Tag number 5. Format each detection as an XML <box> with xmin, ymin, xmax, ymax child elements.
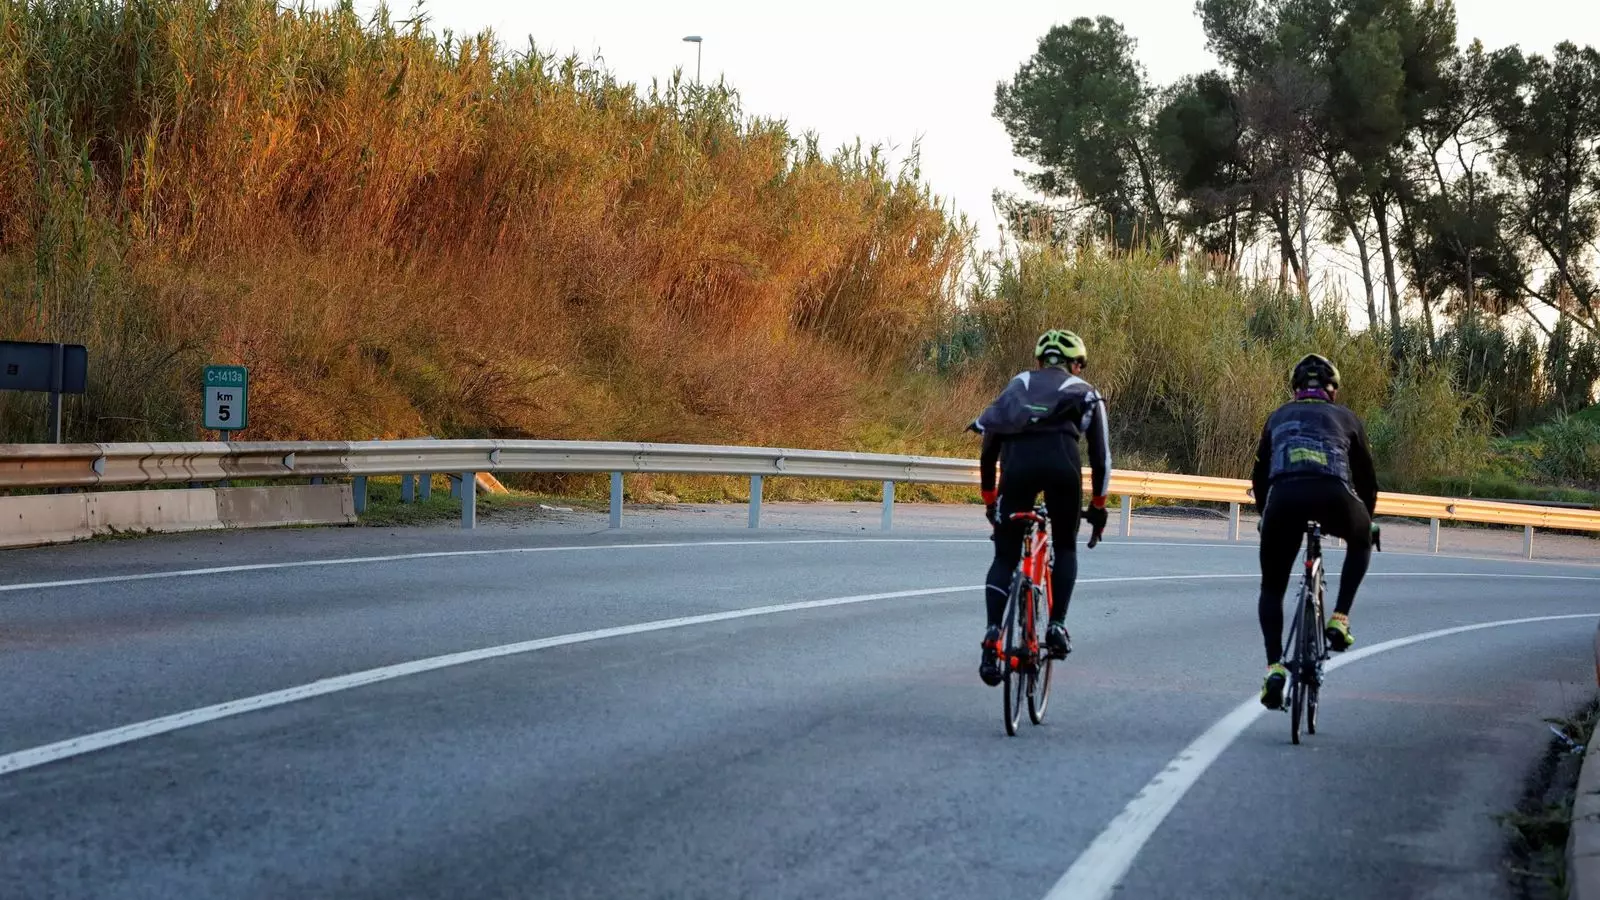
<box><xmin>219</xmin><ymin>405</ymin><xmax>231</xmax><ymax>422</ymax></box>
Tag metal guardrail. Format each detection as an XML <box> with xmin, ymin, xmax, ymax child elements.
<box><xmin>1</xmin><ymin>440</ymin><xmax>1596</xmax><ymax>555</ymax></box>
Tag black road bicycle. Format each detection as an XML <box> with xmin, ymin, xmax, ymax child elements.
<box><xmin>1280</xmin><ymin>520</ymin><xmax>1381</xmax><ymax>744</ymax></box>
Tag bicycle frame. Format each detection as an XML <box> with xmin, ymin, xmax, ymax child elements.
<box><xmin>999</xmin><ymin>505</ymin><xmax>1057</xmax><ymax>735</ymax></box>
<box><xmin>1282</xmin><ymin>521</ymin><xmax>1329</xmax><ymax>743</ymax></box>
<box><xmin>1006</xmin><ymin>508</ymin><xmax>1053</xmax><ymax>670</ymax></box>
<box><xmin>1015</xmin><ymin>512</ymin><xmax>1053</xmax><ymax>602</ymax></box>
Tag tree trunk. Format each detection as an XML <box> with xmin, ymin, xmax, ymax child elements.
<box><xmin>1373</xmin><ymin>196</ymin><xmax>1403</xmax><ymax>360</ymax></box>
<box><xmin>1296</xmin><ymin>169</ymin><xmax>1313</xmax><ymax>314</ymax></box>
<box><xmin>1394</xmin><ymin>194</ymin><xmax>1431</xmax><ymax>350</ymax></box>
<box><xmin>1327</xmin><ymin>169</ymin><xmax>1379</xmax><ymax>330</ymax></box>
<box><xmin>1127</xmin><ymin>139</ymin><xmax>1167</xmax><ymax>244</ymax></box>
<box><xmin>1355</xmin><ymin>228</ymin><xmax>1379</xmax><ymax>330</ymax></box>
<box><xmin>1271</xmin><ymin>200</ymin><xmax>1307</xmax><ymax>300</ymax></box>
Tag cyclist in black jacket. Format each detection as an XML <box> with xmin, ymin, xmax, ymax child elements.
<box><xmin>1251</xmin><ymin>353</ymin><xmax>1380</xmax><ymax>710</ymax></box>
<box><xmin>969</xmin><ymin>330</ymin><xmax>1111</xmax><ymax>686</ymax></box>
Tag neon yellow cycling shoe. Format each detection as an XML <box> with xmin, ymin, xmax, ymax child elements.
<box><xmin>1325</xmin><ymin>614</ymin><xmax>1353</xmax><ymax>652</ymax></box>
<box><xmin>1260</xmin><ymin>663</ymin><xmax>1288</xmax><ymax>710</ymax></box>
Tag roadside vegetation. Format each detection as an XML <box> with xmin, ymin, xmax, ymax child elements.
<box><xmin>1</xmin><ymin>0</ymin><xmax>1595</xmax><ymax>507</ymax></box>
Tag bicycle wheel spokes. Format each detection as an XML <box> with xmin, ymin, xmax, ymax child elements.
<box><xmin>1308</xmin><ymin>573</ymin><xmax>1326</xmax><ymax>734</ymax></box>
<box><xmin>1291</xmin><ymin>578</ymin><xmax>1322</xmax><ymax>745</ymax></box>
<box><xmin>1002</xmin><ymin>576</ymin><xmax>1025</xmax><ymax>736</ymax></box>
<box><xmin>1028</xmin><ymin>585</ymin><xmax>1053</xmax><ymax>725</ymax></box>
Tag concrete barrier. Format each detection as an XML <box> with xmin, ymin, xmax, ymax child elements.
<box><xmin>89</xmin><ymin>489</ymin><xmax>222</xmax><ymax>536</ymax></box>
<box><xmin>216</xmin><ymin>485</ymin><xmax>356</xmax><ymax>528</ymax></box>
<box><xmin>0</xmin><ymin>485</ymin><xmax>356</xmax><ymax>549</ymax></box>
<box><xmin>0</xmin><ymin>493</ymin><xmax>98</xmax><ymax>547</ymax></box>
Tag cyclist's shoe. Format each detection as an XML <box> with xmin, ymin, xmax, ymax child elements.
<box><xmin>1260</xmin><ymin>663</ymin><xmax>1289</xmax><ymax>710</ymax></box>
<box><xmin>979</xmin><ymin>626</ymin><xmax>1004</xmax><ymax>686</ymax></box>
<box><xmin>1325</xmin><ymin>614</ymin><xmax>1354</xmax><ymax>652</ymax></box>
<box><xmin>1046</xmin><ymin>622</ymin><xmax>1072</xmax><ymax>659</ymax></box>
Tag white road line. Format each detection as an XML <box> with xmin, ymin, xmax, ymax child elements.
<box><xmin>0</xmin><ymin>583</ymin><xmax>981</xmax><ymax>777</ymax></box>
<box><xmin>5</xmin><ymin>534</ymin><xmax>1594</xmax><ymax>596</ymax></box>
<box><xmin>0</xmin><ymin>571</ymin><xmax>1243</xmax><ymax>776</ymax></box>
<box><xmin>1043</xmin><ymin>612</ymin><xmax>1600</xmax><ymax>900</ymax></box>
<box><xmin>0</xmin><ymin>538</ymin><xmax>987</xmax><ymax>594</ymax></box>
<box><xmin>4</xmin><ymin>570</ymin><xmax>1596</xmax><ymax>779</ymax></box>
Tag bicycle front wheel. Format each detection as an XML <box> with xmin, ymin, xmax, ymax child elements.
<box><xmin>1290</xmin><ymin>578</ymin><xmax>1321</xmax><ymax>745</ymax></box>
<box><xmin>1289</xmin><ymin>676</ymin><xmax>1305</xmax><ymax>744</ymax></box>
<box><xmin>1002</xmin><ymin>575</ymin><xmax>1025</xmax><ymax>736</ymax></box>
<box><xmin>1028</xmin><ymin>584</ymin><xmax>1053</xmax><ymax>725</ymax></box>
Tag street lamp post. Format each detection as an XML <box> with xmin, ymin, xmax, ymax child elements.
<box><xmin>682</xmin><ymin>35</ymin><xmax>702</xmax><ymax>84</ymax></box>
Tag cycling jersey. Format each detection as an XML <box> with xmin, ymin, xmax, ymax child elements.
<box><xmin>974</xmin><ymin>366</ymin><xmax>1111</xmax><ymax>499</ymax></box>
<box><xmin>972</xmin><ymin>366</ymin><xmax>1112</xmax><ymax>629</ymax></box>
<box><xmin>1249</xmin><ymin>397</ymin><xmax>1377</xmax><ymax>514</ymax></box>
<box><xmin>1250</xmin><ymin>393</ymin><xmax>1379</xmax><ymax>667</ymax></box>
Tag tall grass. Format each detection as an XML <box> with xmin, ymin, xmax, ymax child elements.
<box><xmin>0</xmin><ymin>0</ymin><xmax>1524</xmax><ymax>501</ymax></box>
<box><xmin>0</xmin><ymin>0</ymin><xmax>969</xmax><ymax>445</ymax></box>
<box><xmin>947</xmin><ymin>243</ymin><xmax>1488</xmax><ymax>484</ymax></box>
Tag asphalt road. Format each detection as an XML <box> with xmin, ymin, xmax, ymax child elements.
<box><xmin>0</xmin><ymin>521</ymin><xmax>1596</xmax><ymax>899</ymax></box>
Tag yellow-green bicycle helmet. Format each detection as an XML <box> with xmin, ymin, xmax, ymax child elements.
<box><xmin>1035</xmin><ymin>329</ymin><xmax>1088</xmax><ymax>366</ymax></box>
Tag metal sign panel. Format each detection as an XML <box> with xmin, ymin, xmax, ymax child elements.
<box><xmin>202</xmin><ymin>365</ymin><xmax>249</xmax><ymax>431</ymax></box>
<box><xmin>0</xmin><ymin>341</ymin><xmax>88</xmax><ymax>394</ymax></box>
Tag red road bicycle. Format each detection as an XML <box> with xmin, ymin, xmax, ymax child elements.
<box><xmin>998</xmin><ymin>504</ymin><xmax>1056</xmax><ymax>735</ymax></box>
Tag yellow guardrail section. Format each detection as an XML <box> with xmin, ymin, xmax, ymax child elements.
<box><xmin>1</xmin><ymin>440</ymin><xmax>1596</xmax><ymax>534</ymax></box>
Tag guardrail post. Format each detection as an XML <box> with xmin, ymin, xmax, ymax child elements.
<box><xmin>1228</xmin><ymin>502</ymin><xmax>1241</xmax><ymax>541</ymax></box>
<box><xmin>419</xmin><ymin>473</ymin><xmax>432</xmax><ymax>501</ymax></box>
<box><xmin>461</xmin><ymin>472</ymin><xmax>476</xmax><ymax>529</ymax></box>
<box><xmin>1429</xmin><ymin>518</ymin><xmax>1440</xmax><ymax>553</ymax></box>
<box><xmin>610</xmin><ymin>472</ymin><xmax>623</xmax><ymax>529</ymax></box>
<box><xmin>1525</xmin><ymin>525</ymin><xmax>1535</xmax><ymax>559</ymax></box>
<box><xmin>353</xmin><ymin>476</ymin><xmax>368</xmax><ymax>515</ymax></box>
<box><xmin>749</xmin><ymin>475</ymin><xmax>763</xmax><ymax>529</ymax></box>
<box><xmin>401</xmin><ymin>473</ymin><xmax>415</xmax><ymax>504</ymax></box>
<box><xmin>311</xmin><ymin>476</ymin><xmax>324</xmax><ymax>486</ymax></box>
<box><xmin>882</xmin><ymin>481</ymin><xmax>895</xmax><ymax>532</ymax></box>
<box><xmin>1120</xmin><ymin>495</ymin><xmax>1133</xmax><ymax>537</ymax></box>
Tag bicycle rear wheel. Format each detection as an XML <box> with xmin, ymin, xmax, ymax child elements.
<box><xmin>1307</xmin><ymin>580</ymin><xmax>1325</xmax><ymax>735</ymax></box>
<box><xmin>1028</xmin><ymin>584</ymin><xmax>1053</xmax><ymax>725</ymax></box>
<box><xmin>1285</xmin><ymin>584</ymin><xmax>1309</xmax><ymax>745</ymax></box>
<box><xmin>1001</xmin><ymin>574</ymin><xmax>1025</xmax><ymax>736</ymax></box>
<box><xmin>1290</xmin><ymin>578</ymin><xmax>1320</xmax><ymax>745</ymax></box>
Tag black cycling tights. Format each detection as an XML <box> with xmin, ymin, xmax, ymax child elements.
<box><xmin>1258</xmin><ymin>478</ymin><xmax>1372</xmax><ymax>664</ymax></box>
<box><xmin>984</xmin><ymin>476</ymin><xmax>1081</xmax><ymax>629</ymax></box>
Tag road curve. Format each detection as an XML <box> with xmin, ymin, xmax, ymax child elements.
<box><xmin>0</xmin><ymin>523</ymin><xmax>1596</xmax><ymax>899</ymax></box>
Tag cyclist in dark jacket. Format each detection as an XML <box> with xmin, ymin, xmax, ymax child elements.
<box><xmin>969</xmin><ymin>329</ymin><xmax>1111</xmax><ymax>686</ymax></box>
<box><xmin>1251</xmin><ymin>353</ymin><xmax>1380</xmax><ymax>709</ymax></box>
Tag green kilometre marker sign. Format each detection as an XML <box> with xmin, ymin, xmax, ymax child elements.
<box><xmin>203</xmin><ymin>365</ymin><xmax>248</xmax><ymax>434</ymax></box>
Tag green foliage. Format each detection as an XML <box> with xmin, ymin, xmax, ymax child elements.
<box><xmin>1366</xmin><ymin>363</ymin><xmax>1489</xmax><ymax>486</ymax></box>
<box><xmin>955</xmin><ymin>243</ymin><xmax>1407</xmax><ymax>479</ymax></box>
<box><xmin>1489</xmin><ymin>42</ymin><xmax>1600</xmax><ymax>330</ymax></box>
<box><xmin>1494</xmin><ymin>410</ymin><xmax>1600</xmax><ymax>489</ymax></box>
<box><xmin>993</xmin><ymin>17</ymin><xmax>1167</xmax><ymax>246</ymax></box>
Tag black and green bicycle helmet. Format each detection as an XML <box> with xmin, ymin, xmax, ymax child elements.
<box><xmin>1290</xmin><ymin>353</ymin><xmax>1340</xmax><ymax>391</ymax></box>
<box><xmin>1035</xmin><ymin>329</ymin><xmax>1088</xmax><ymax>366</ymax></box>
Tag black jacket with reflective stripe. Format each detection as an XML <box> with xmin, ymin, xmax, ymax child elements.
<box><xmin>973</xmin><ymin>366</ymin><xmax>1112</xmax><ymax>498</ymax></box>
